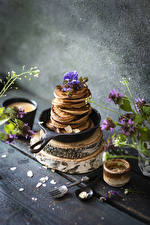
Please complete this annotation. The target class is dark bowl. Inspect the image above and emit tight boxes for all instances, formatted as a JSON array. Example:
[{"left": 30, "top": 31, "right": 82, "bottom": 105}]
[{"left": 2, "top": 97, "right": 37, "bottom": 129}]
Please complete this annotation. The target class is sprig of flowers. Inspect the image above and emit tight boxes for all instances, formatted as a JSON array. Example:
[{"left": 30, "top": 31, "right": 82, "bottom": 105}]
[
  {"left": 0, "top": 66, "right": 40, "bottom": 143},
  {"left": 0, "top": 66, "right": 40, "bottom": 97},
  {"left": 88, "top": 78, "right": 150, "bottom": 160},
  {"left": 57, "top": 71, "right": 88, "bottom": 96}
]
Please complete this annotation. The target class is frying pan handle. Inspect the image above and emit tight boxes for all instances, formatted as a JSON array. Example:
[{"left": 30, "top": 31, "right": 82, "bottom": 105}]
[{"left": 30, "top": 130, "right": 59, "bottom": 153}]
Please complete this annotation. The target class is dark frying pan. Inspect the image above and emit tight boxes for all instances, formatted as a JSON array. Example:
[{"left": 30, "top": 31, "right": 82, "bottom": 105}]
[{"left": 30, "top": 108, "right": 101, "bottom": 153}]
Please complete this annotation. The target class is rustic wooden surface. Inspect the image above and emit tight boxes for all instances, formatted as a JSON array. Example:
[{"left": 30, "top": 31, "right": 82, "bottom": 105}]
[{"left": 0, "top": 90, "right": 150, "bottom": 225}]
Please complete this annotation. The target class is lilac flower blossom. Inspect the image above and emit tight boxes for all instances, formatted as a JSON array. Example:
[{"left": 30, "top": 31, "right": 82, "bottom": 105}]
[
  {"left": 104, "top": 138, "right": 115, "bottom": 151},
  {"left": 104, "top": 190, "right": 120, "bottom": 199},
  {"left": 5, "top": 134, "right": 18, "bottom": 144},
  {"left": 62, "top": 71, "right": 86, "bottom": 94},
  {"left": 119, "top": 116, "right": 135, "bottom": 136},
  {"left": 100, "top": 117, "right": 116, "bottom": 132},
  {"left": 63, "top": 71, "right": 78, "bottom": 81},
  {"left": 21, "top": 123, "right": 35, "bottom": 139},
  {"left": 135, "top": 97, "right": 146, "bottom": 111},
  {"left": 14, "top": 106, "right": 26, "bottom": 119},
  {"left": 107, "top": 88, "right": 124, "bottom": 104}
]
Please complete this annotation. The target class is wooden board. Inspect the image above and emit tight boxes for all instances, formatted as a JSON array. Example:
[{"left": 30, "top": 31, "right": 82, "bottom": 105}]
[{"left": 35, "top": 142, "right": 104, "bottom": 174}]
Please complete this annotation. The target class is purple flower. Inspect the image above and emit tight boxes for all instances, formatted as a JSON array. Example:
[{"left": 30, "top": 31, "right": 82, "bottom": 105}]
[
  {"left": 100, "top": 118, "right": 116, "bottom": 132},
  {"left": 119, "top": 115, "right": 135, "bottom": 136},
  {"left": 14, "top": 106, "right": 26, "bottom": 119},
  {"left": 5, "top": 133, "right": 18, "bottom": 144},
  {"left": 21, "top": 123, "right": 35, "bottom": 139},
  {"left": 62, "top": 71, "right": 88, "bottom": 96},
  {"left": 107, "top": 88, "right": 124, "bottom": 104},
  {"left": 135, "top": 97, "right": 146, "bottom": 111},
  {"left": 63, "top": 71, "right": 78, "bottom": 81},
  {"left": 105, "top": 190, "right": 120, "bottom": 199},
  {"left": 104, "top": 138, "right": 115, "bottom": 151}
]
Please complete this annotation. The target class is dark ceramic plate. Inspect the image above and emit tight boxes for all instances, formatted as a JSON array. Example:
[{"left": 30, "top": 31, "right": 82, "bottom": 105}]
[{"left": 30, "top": 108, "right": 101, "bottom": 153}]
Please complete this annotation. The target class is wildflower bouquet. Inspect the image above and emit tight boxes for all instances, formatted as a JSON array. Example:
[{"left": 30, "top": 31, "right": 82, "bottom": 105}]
[
  {"left": 88, "top": 78, "right": 150, "bottom": 161},
  {"left": 0, "top": 66, "right": 40, "bottom": 143}
]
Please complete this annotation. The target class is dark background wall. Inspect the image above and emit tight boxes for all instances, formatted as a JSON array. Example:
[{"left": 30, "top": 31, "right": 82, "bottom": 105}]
[{"left": 0, "top": 0, "right": 150, "bottom": 118}]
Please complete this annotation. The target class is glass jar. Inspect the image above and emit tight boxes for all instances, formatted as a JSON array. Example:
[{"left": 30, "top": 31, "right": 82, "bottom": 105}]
[{"left": 138, "top": 152, "right": 150, "bottom": 177}]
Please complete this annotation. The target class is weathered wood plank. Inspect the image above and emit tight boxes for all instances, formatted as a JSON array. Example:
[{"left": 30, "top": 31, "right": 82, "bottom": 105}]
[
  {"left": 0, "top": 142, "right": 147, "bottom": 225},
  {"left": 93, "top": 170, "right": 150, "bottom": 224},
  {"left": 9, "top": 137, "right": 150, "bottom": 224}
]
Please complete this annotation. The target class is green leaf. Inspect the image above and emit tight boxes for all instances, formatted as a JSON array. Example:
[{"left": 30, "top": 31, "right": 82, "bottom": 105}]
[
  {"left": 4, "top": 123, "right": 15, "bottom": 134},
  {"left": 0, "top": 132, "right": 6, "bottom": 141},
  {"left": 139, "top": 127, "right": 150, "bottom": 141},
  {"left": 0, "top": 107, "right": 4, "bottom": 115},
  {"left": 0, "top": 117, "right": 10, "bottom": 126},
  {"left": 143, "top": 105, "right": 150, "bottom": 116},
  {"left": 14, "top": 118, "right": 24, "bottom": 129},
  {"left": 134, "top": 114, "right": 144, "bottom": 124},
  {"left": 119, "top": 97, "right": 133, "bottom": 112}
]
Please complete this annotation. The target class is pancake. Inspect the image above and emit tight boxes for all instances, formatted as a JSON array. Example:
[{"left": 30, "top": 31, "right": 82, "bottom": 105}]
[
  {"left": 60, "top": 105, "right": 92, "bottom": 115},
  {"left": 55, "top": 119, "right": 92, "bottom": 133},
  {"left": 48, "top": 74, "right": 94, "bottom": 134},
  {"left": 54, "top": 89, "right": 91, "bottom": 103},
  {"left": 52, "top": 98, "right": 86, "bottom": 109},
  {"left": 51, "top": 107, "right": 75, "bottom": 123},
  {"left": 50, "top": 117, "right": 87, "bottom": 129},
  {"left": 54, "top": 86, "right": 89, "bottom": 99},
  {"left": 52, "top": 106, "right": 75, "bottom": 119}
]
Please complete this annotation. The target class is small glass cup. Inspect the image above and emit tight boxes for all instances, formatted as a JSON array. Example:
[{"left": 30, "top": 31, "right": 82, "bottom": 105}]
[{"left": 3, "top": 97, "right": 37, "bottom": 129}]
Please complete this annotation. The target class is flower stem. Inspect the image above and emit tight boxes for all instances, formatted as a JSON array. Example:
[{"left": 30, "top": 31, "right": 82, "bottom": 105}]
[
  {"left": 107, "top": 154, "right": 138, "bottom": 160},
  {"left": 89, "top": 100, "right": 120, "bottom": 114},
  {"left": 0, "top": 71, "right": 30, "bottom": 97}
]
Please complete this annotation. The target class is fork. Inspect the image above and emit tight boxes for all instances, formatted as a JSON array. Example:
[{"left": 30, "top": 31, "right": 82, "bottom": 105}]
[{"left": 49, "top": 176, "right": 89, "bottom": 198}]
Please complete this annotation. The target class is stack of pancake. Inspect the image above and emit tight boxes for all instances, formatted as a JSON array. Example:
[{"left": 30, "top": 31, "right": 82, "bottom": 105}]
[{"left": 46, "top": 84, "right": 93, "bottom": 133}]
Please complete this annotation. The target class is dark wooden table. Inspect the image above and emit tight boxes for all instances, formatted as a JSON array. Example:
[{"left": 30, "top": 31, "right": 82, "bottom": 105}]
[{"left": 0, "top": 90, "right": 150, "bottom": 225}]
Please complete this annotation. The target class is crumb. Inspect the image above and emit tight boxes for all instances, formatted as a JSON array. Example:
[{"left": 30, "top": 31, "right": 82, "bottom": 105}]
[
  {"left": 64, "top": 125, "right": 72, "bottom": 133},
  {"left": 73, "top": 129, "right": 80, "bottom": 133},
  {"left": 79, "top": 191, "right": 88, "bottom": 199},
  {"left": 42, "top": 183, "right": 46, "bottom": 187}
]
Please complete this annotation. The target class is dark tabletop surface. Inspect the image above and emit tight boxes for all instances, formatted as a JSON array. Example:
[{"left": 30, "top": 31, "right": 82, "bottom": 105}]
[{"left": 0, "top": 89, "right": 150, "bottom": 225}]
